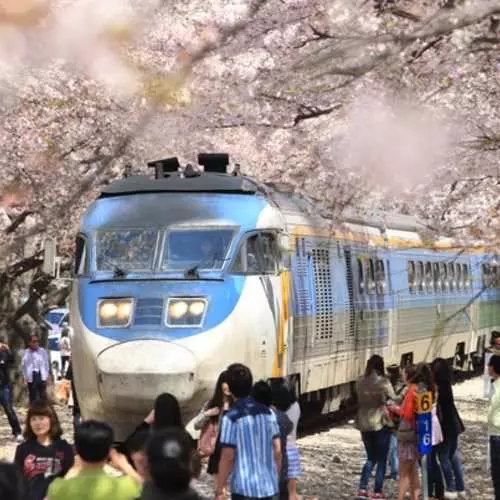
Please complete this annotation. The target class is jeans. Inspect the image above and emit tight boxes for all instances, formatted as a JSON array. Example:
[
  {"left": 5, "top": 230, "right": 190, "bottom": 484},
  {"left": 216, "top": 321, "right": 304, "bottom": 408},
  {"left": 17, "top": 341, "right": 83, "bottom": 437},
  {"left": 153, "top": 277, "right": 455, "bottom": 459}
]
[
  {"left": 28, "top": 371, "right": 47, "bottom": 403},
  {"left": 0, "top": 384, "right": 21, "bottom": 435},
  {"left": 437, "top": 435, "right": 465, "bottom": 493},
  {"left": 388, "top": 432, "right": 398, "bottom": 479},
  {"left": 491, "top": 436, "right": 500, "bottom": 500},
  {"left": 427, "top": 446, "right": 444, "bottom": 498},
  {"left": 232, "top": 495, "right": 274, "bottom": 500},
  {"left": 359, "top": 427, "right": 391, "bottom": 493}
]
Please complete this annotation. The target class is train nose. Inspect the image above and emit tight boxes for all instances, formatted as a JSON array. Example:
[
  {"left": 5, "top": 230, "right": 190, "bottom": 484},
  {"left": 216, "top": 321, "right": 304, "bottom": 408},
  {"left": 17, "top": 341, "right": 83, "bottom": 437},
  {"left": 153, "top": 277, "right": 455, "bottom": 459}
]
[{"left": 96, "top": 340, "right": 197, "bottom": 411}]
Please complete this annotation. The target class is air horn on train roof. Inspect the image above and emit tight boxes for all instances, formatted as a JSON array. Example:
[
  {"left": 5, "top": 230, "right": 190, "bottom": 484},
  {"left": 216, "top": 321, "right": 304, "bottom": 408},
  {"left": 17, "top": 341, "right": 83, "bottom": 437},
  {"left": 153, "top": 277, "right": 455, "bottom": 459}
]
[{"left": 146, "top": 153, "right": 236, "bottom": 179}]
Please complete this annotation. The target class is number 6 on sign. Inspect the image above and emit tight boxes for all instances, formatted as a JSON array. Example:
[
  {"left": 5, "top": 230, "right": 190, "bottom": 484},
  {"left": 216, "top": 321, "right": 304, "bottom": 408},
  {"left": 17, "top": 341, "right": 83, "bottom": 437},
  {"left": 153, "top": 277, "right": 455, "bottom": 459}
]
[{"left": 415, "top": 391, "right": 432, "bottom": 414}]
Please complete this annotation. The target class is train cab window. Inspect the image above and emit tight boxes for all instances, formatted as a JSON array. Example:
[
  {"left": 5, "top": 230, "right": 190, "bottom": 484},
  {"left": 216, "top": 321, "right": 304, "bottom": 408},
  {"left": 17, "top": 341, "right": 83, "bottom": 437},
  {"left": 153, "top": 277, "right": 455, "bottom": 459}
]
[
  {"left": 433, "top": 262, "right": 441, "bottom": 292},
  {"left": 366, "top": 259, "right": 376, "bottom": 294},
  {"left": 424, "top": 262, "right": 433, "bottom": 292},
  {"left": 455, "top": 264, "right": 462, "bottom": 291},
  {"left": 375, "top": 259, "right": 386, "bottom": 295},
  {"left": 259, "top": 233, "right": 280, "bottom": 273},
  {"left": 75, "top": 235, "right": 88, "bottom": 276},
  {"left": 408, "top": 261, "right": 416, "bottom": 294},
  {"left": 462, "top": 263, "right": 470, "bottom": 289},
  {"left": 440, "top": 262, "right": 448, "bottom": 292},
  {"left": 447, "top": 263, "right": 455, "bottom": 291},
  {"left": 416, "top": 261, "right": 424, "bottom": 293},
  {"left": 232, "top": 232, "right": 279, "bottom": 275},
  {"left": 357, "top": 258, "right": 365, "bottom": 294}
]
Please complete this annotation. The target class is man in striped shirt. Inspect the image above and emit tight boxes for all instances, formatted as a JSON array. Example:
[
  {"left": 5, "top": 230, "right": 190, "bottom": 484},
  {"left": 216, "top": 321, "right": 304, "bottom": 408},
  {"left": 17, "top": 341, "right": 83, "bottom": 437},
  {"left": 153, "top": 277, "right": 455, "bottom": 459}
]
[{"left": 216, "top": 363, "right": 282, "bottom": 500}]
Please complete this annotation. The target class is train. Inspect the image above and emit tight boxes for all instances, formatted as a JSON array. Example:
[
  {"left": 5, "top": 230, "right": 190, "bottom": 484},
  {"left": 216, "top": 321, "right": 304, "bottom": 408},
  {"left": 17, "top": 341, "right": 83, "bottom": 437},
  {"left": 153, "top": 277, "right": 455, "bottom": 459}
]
[{"left": 70, "top": 153, "right": 500, "bottom": 440}]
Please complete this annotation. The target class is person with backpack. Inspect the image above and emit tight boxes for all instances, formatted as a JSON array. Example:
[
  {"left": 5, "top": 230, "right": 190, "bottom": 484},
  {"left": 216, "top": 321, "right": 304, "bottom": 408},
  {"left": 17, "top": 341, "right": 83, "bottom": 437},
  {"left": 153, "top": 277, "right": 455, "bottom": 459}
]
[{"left": 193, "top": 370, "right": 233, "bottom": 490}]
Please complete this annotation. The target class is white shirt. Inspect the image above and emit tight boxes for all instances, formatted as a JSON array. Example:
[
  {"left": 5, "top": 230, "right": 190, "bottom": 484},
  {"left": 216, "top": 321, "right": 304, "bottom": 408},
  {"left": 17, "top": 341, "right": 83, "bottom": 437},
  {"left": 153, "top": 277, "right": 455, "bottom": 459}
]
[{"left": 286, "top": 401, "right": 301, "bottom": 447}]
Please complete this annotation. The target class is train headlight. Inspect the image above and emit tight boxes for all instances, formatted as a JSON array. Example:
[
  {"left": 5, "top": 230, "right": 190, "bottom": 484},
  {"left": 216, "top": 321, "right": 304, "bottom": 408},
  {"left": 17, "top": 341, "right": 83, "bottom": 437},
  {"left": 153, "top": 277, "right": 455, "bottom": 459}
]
[
  {"left": 98, "top": 299, "right": 133, "bottom": 327},
  {"left": 166, "top": 298, "right": 207, "bottom": 327}
]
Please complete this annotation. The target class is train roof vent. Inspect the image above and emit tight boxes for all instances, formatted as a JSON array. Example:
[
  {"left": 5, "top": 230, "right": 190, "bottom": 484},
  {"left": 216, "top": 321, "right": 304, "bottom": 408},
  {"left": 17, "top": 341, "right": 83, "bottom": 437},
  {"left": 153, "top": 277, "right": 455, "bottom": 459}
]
[
  {"left": 147, "top": 157, "right": 181, "bottom": 179},
  {"left": 198, "top": 153, "right": 229, "bottom": 173}
]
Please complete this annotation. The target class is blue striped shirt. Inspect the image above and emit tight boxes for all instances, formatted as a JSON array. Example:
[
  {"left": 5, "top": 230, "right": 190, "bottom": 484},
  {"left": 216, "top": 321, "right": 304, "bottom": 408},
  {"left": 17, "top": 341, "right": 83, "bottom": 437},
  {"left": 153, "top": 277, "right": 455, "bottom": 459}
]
[{"left": 220, "top": 396, "right": 280, "bottom": 498}]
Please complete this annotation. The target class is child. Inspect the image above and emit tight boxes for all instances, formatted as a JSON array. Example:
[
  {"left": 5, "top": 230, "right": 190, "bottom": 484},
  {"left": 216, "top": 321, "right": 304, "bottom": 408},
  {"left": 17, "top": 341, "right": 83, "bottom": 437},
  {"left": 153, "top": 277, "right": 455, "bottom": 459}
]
[
  {"left": 47, "top": 420, "right": 142, "bottom": 500},
  {"left": 14, "top": 400, "right": 74, "bottom": 500}
]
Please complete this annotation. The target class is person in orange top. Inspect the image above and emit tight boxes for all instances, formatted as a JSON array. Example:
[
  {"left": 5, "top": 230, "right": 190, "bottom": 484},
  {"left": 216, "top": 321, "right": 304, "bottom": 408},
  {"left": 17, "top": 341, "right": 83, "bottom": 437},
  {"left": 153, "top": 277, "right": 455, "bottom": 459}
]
[{"left": 389, "top": 363, "right": 435, "bottom": 500}]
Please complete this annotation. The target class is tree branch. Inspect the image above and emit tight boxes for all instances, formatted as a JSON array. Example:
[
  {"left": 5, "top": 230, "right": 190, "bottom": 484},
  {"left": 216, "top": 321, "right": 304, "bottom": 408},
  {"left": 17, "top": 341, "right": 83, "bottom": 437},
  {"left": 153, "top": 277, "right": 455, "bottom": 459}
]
[
  {"left": 5, "top": 210, "right": 35, "bottom": 234},
  {"left": 293, "top": 103, "right": 341, "bottom": 125}
]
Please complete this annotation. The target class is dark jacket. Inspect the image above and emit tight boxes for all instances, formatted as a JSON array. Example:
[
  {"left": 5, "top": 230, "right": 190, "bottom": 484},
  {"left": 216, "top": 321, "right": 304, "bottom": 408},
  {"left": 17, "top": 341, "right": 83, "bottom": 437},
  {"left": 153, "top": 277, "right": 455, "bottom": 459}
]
[
  {"left": 140, "top": 482, "right": 206, "bottom": 500},
  {"left": 0, "top": 345, "right": 14, "bottom": 387},
  {"left": 436, "top": 382, "right": 465, "bottom": 439}
]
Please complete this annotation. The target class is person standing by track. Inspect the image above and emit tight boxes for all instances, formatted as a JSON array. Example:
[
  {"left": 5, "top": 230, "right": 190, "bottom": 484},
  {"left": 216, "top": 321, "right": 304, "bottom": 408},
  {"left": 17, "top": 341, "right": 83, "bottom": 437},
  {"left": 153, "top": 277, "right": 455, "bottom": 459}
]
[
  {"left": 487, "top": 354, "right": 500, "bottom": 500},
  {"left": 355, "top": 355, "right": 396, "bottom": 500},
  {"left": 215, "top": 363, "right": 282, "bottom": 500},
  {"left": 0, "top": 336, "right": 22, "bottom": 442},
  {"left": 22, "top": 334, "right": 50, "bottom": 403}
]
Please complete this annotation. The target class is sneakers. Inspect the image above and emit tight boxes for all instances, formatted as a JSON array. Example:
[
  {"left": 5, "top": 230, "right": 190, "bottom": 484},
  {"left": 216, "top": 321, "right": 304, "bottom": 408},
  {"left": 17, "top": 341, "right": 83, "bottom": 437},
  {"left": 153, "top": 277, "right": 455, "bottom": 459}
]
[
  {"left": 444, "top": 492, "right": 458, "bottom": 499},
  {"left": 356, "top": 490, "right": 370, "bottom": 499},
  {"left": 14, "top": 434, "right": 23, "bottom": 443},
  {"left": 370, "top": 494, "right": 386, "bottom": 499}
]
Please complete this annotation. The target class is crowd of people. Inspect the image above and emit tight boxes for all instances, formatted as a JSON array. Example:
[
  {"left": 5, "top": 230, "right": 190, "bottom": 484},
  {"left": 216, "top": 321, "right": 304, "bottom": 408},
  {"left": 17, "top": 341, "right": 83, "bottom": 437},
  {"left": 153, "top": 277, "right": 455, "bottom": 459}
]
[
  {"left": 0, "top": 330, "right": 499, "bottom": 500},
  {"left": 354, "top": 329, "right": 500, "bottom": 500},
  {"left": 0, "top": 359, "right": 303, "bottom": 500}
]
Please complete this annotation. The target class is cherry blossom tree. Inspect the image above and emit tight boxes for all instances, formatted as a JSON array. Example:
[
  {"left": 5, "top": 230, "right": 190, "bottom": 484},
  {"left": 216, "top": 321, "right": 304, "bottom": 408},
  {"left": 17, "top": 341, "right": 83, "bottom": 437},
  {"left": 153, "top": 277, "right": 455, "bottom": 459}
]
[{"left": 0, "top": 0, "right": 498, "bottom": 369}]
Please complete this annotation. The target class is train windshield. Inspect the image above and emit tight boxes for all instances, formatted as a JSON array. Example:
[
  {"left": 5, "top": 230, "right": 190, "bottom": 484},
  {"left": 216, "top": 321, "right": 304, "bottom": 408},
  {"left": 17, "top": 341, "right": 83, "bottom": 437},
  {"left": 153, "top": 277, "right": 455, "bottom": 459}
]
[
  {"left": 162, "top": 228, "right": 234, "bottom": 271},
  {"left": 96, "top": 229, "right": 157, "bottom": 272}
]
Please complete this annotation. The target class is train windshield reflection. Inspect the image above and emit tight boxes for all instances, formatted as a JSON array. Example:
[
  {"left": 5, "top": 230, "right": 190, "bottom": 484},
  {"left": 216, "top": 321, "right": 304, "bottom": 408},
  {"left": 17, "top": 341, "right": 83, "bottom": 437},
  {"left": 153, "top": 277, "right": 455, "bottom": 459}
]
[
  {"left": 162, "top": 228, "right": 234, "bottom": 271},
  {"left": 96, "top": 229, "right": 157, "bottom": 271}
]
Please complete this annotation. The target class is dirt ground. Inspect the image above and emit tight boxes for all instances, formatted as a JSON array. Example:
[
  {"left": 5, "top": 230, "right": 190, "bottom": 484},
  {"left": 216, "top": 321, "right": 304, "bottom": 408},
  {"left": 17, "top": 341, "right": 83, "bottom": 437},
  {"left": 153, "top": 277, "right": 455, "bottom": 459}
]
[{"left": 0, "top": 376, "right": 494, "bottom": 499}]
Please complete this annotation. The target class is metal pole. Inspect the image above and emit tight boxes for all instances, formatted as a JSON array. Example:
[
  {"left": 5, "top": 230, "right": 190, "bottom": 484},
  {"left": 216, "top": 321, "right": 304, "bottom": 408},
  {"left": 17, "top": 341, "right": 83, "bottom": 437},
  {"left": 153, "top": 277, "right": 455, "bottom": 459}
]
[{"left": 421, "top": 453, "right": 429, "bottom": 500}]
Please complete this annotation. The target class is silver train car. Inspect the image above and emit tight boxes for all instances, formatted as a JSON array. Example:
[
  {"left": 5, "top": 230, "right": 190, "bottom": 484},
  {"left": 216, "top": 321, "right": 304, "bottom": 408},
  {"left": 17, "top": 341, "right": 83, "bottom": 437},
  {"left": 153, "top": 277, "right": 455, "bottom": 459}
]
[{"left": 70, "top": 154, "right": 500, "bottom": 439}]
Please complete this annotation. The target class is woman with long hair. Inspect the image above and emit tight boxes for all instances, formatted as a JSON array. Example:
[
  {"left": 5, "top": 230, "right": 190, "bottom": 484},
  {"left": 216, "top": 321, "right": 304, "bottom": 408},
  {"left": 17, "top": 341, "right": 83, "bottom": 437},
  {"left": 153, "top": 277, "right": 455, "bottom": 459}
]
[
  {"left": 14, "top": 400, "right": 74, "bottom": 500},
  {"left": 126, "top": 392, "right": 201, "bottom": 480},
  {"left": 392, "top": 363, "right": 434, "bottom": 500},
  {"left": 193, "top": 371, "right": 233, "bottom": 483},
  {"left": 355, "top": 354, "right": 396, "bottom": 500},
  {"left": 431, "top": 358, "right": 466, "bottom": 499}
]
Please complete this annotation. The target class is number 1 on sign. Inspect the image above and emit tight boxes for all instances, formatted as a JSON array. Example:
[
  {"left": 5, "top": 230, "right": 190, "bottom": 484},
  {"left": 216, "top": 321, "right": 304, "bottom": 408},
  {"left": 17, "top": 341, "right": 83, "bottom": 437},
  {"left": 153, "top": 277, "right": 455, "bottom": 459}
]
[{"left": 415, "top": 391, "right": 432, "bottom": 414}]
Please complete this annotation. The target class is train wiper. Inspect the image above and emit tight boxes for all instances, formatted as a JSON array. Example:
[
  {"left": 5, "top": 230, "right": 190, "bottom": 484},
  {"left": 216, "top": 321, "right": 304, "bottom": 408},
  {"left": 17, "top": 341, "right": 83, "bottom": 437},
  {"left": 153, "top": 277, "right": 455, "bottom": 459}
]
[
  {"left": 183, "top": 253, "right": 220, "bottom": 279},
  {"left": 113, "top": 266, "right": 127, "bottom": 278}
]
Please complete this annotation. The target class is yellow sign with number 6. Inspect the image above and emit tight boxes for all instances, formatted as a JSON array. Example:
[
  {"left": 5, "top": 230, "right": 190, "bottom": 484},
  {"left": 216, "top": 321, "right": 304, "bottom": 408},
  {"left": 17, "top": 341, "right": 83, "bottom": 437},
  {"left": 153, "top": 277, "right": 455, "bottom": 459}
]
[{"left": 415, "top": 391, "right": 433, "bottom": 414}]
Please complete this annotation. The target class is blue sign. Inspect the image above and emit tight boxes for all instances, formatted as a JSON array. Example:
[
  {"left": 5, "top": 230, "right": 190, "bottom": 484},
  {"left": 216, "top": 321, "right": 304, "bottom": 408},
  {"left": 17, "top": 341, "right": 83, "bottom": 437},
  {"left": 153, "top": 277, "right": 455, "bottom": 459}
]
[{"left": 416, "top": 412, "right": 432, "bottom": 455}]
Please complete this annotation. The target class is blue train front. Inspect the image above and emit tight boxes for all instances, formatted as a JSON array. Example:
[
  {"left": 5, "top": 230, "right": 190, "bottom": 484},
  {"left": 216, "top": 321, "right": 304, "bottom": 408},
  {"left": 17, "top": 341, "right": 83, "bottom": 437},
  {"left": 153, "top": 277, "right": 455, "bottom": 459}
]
[{"left": 70, "top": 154, "right": 289, "bottom": 440}]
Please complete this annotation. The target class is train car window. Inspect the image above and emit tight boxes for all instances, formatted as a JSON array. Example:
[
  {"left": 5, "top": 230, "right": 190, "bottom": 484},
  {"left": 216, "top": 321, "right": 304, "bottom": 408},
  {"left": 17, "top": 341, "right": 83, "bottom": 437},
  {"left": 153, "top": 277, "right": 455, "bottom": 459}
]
[
  {"left": 357, "top": 258, "right": 364, "bottom": 294},
  {"left": 447, "top": 263, "right": 455, "bottom": 291},
  {"left": 433, "top": 262, "right": 441, "bottom": 292},
  {"left": 440, "top": 262, "right": 448, "bottom": 292},
  {"left": 366, "top": 259, "right": 376, "bottom": 294},
  {"left": 482, "top": 264, "right": 491, "bottom": 288},
  {"left": 455, "top": 263, "right": 462, "bottom": 291},
  {"left": 408, "top": 261, "right": 416, "bottom": 294},
  {"left": 74, "top": 235, "right": 88, "bottom": 276},
  {"left": 375, "top": 259, "right": 386, "bottom": 295},
  {"left": 416, "top": 261, "right": 424, "bottom": 293},
  {"left": 425, "top": 262, "right": 433, "bottom": 292},
  {"left": 462, "top": 263, "right": 470, "bottom": 289}
]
